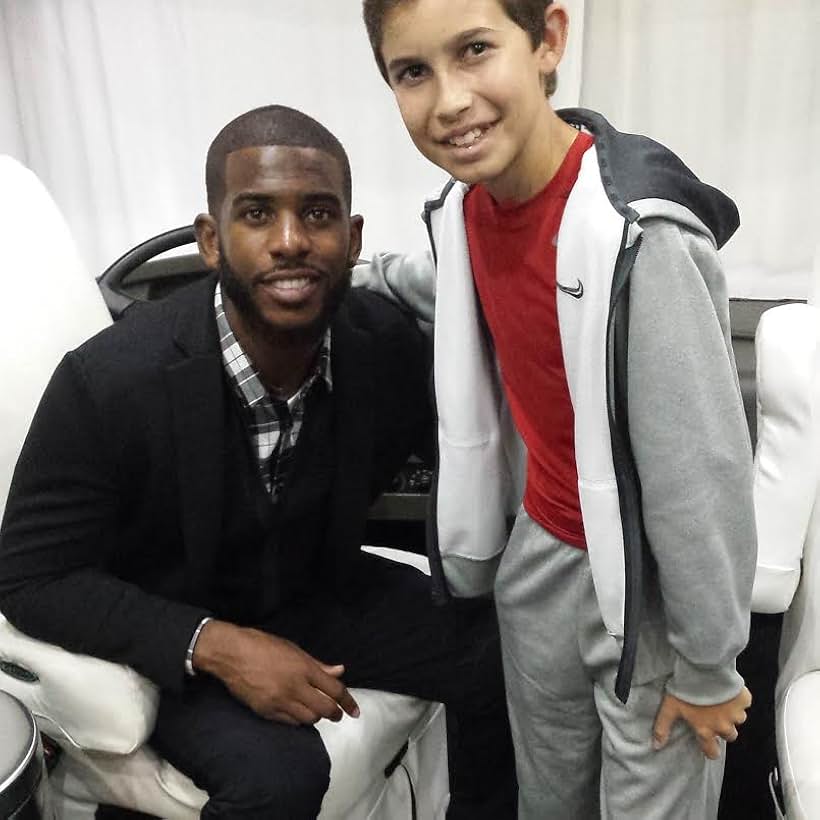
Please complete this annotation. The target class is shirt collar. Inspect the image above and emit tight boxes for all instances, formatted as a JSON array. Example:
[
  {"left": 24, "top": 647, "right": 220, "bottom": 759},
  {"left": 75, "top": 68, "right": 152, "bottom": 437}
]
[{"left": 214, "top": 280, "right": 332, "bottom": 410}]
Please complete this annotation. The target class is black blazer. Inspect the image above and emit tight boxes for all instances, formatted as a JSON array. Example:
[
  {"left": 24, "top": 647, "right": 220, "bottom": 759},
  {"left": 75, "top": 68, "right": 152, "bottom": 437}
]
[{"left": 0, "top": 277, "right": 431, "bottom": 693}]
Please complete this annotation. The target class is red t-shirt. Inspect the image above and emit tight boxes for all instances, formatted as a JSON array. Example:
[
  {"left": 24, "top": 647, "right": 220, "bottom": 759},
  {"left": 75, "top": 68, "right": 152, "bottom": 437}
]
[{"left": 464, "top": 131, "right": 594, "bottom": 549}]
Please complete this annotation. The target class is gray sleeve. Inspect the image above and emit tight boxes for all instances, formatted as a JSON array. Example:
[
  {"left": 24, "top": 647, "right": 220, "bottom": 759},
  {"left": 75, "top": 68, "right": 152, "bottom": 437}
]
[
  {"left": 627, "top": 219, "right": 756, "bottom": 705},
  {"left": 352, "top": 250, "right": 437, "bottom": 328}
]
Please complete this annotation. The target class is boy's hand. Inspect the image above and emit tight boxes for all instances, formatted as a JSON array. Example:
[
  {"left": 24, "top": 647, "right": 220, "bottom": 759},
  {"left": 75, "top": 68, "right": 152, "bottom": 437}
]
[{"left": 652, "top": 687, "right": 752, "bottom": 760}]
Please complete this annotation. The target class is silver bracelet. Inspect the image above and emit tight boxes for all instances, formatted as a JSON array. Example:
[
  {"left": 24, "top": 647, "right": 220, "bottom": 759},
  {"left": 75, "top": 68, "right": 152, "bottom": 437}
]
[{"left": 185, "top": 616, "right": 213, "bottom": 677}]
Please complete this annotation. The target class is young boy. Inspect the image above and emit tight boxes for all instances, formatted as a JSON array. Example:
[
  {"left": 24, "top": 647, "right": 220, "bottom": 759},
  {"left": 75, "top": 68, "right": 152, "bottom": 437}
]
[{"left": 360, "top": 1, "right": 756, "bottom": 816}]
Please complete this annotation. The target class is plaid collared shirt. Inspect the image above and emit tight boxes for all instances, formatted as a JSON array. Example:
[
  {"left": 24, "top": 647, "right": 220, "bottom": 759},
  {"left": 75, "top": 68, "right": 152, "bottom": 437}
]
[{"left": 215, "top": 282, "right": 332, "bottom": 501}]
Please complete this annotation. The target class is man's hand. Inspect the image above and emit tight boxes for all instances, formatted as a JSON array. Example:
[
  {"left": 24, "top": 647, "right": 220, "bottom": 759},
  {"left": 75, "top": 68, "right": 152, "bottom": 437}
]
[
  {"left": 652, "top": 686, "right": 752, "bottom": 760},
  {"left": 193, "top": 620, "right": 360, "bottom": 725}
]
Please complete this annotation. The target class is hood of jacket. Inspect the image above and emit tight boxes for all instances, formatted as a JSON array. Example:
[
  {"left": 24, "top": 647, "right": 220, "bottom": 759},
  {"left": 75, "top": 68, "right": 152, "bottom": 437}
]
[{"left": 557, "top": 108, "right": 739, "bottom": 248}]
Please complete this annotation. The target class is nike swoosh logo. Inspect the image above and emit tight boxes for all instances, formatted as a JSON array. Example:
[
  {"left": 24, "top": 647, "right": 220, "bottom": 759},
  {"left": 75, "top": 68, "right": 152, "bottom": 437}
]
[{"left": 557, "top": 279, "right": 584, "bottom": 299}]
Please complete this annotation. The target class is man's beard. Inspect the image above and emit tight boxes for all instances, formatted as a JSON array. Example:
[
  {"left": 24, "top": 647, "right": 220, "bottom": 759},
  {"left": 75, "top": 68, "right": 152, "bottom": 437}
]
[{"left": 218, "top": 256, "right": 351, "bottom": 347}]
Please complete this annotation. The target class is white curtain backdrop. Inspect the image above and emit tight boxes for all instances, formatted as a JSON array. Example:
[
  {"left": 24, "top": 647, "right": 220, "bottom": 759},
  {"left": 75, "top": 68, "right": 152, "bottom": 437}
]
[
  {"left": 580, "top": 0, "right": 820, "bottom": 298},
  {"left": 0, "top": 7, "right": 24, "bottom": 162},
  {"left": 0, "top": 1, "right": 457, "bottom": 274},
  {"left": 1, "top": 0, "right": 816, "bottom": 298}
]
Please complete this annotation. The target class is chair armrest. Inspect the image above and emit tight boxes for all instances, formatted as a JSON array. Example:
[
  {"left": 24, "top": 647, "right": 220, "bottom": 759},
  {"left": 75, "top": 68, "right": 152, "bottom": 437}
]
[
  {"left": 752, "top": 304, "right": 820, "bottom": 613},
  {"left": 778, "top": 671, "right": 820, "bottom": 820},
  {"left": 0, "top": 612, "right": 158, "bottom": 754}
]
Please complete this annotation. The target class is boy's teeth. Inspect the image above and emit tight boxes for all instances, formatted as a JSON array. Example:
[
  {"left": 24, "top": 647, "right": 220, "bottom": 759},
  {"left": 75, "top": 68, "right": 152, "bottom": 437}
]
[{"left": 450, "top": 128, "right": 484, "bottom": 147}]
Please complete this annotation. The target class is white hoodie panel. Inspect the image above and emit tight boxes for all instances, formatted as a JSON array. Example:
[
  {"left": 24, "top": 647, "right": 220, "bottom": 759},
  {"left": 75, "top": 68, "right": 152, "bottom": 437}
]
[
  {"left": 557, "top": 146, "right": 632, "bottom": 637},
  {"left": 430, "top": 183, "right": 517, "bottom": 596}
]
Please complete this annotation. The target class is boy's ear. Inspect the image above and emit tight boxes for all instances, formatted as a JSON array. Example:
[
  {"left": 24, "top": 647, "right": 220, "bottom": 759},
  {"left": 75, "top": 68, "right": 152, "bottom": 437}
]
[
  {"left": 194, "top": 213, "right": 220, "bottom": 270},
  {"left": 536, "top": 2, "right": 570, "bottom": 74}
]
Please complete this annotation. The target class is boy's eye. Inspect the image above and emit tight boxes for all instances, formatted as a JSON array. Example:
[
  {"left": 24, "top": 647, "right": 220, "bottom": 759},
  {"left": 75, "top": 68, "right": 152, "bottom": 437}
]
[
  {"left": 396, "top": 63, "right": 428, "bottom": 85},
  {"left": 464, "top": 41, "right": 490, "bottom": 59}
]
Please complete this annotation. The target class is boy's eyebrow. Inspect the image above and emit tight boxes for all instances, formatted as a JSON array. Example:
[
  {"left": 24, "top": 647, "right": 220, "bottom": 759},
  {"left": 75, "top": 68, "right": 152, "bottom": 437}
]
[
  {"left": 386, "top": 27, "right": 496, "bottom": 74},
  {"left": 386, "top": 54, "right": 422, "bottom": 76},
  {"left": 453, "top": 27, "right": 496, "bottom": 46}
]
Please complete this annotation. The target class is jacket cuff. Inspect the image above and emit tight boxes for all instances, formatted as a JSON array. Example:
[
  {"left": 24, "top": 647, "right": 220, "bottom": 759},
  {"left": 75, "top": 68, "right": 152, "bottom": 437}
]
[
  {"left": 158, "top": 605, "right": 213, "bottom": 695},
  {"left": 666, "top": 654, "right": 744, "bottom": 705}
]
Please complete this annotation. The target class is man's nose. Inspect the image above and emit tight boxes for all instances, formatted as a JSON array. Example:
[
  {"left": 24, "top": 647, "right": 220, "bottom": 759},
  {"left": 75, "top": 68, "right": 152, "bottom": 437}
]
[
  {"left": 269, "top": 213, "right": 309, "bottom": 256},
  {"left": 434, "top": 71, "right": 472, "bottom": 124}
]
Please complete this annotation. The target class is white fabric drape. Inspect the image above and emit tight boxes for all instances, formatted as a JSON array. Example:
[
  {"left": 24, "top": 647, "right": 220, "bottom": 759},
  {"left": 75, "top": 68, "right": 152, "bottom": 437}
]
[
  {"left": 580, "top": 0, "right": 820, "bottom": 298},
  {"left": 0, "top": 1, "right": 461, "bottom": 275},
  {"left": 1, "top": 0, "right": 815, "bottom": 298},
  {"left": 0, "top": 5, "right": 24, "bottom": 162}
]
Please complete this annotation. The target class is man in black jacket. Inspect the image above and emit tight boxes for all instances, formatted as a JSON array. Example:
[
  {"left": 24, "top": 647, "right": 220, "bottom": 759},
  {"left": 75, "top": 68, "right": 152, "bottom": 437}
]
[{"left": 0, "top": 105, "right": 516, "bottom": 819}]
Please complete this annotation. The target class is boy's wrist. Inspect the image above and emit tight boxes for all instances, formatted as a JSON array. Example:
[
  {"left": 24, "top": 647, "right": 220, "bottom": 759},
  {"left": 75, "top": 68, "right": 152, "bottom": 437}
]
[{"left": 665, "top": 654, "right": 744, "bottom": 706}]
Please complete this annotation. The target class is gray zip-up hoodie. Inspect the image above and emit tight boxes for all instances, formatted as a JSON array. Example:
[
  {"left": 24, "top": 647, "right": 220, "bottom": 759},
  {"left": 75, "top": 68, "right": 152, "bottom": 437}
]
[{"left": 357, "top": 109, "right": 756, "bottom": 705}]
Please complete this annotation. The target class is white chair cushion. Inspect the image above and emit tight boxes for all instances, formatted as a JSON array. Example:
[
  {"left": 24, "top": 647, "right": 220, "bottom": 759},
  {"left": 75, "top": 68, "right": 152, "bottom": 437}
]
[
  {"left": 0, "top": 156, "right": 111, "bottom": 521},
  {"left": 317, "top": 689, "right": 437, "bottom": 816},
  {"left": 0, "top": 612, "right": 158, "bottom": 754},
  {"left": 777, "top": 670, "right": 820, "bottom": 820},
  {"left": 752, "top": 303, "right": 820, "bottom": 613},
  {"left": 50, "top": 742, "right": 199, "bottom": 820}
]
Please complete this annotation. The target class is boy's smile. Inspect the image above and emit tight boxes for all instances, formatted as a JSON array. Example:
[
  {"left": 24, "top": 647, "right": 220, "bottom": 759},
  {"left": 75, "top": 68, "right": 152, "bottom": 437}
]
[{"left": 381, "top": 0, "right": 572, "bottom": 202}]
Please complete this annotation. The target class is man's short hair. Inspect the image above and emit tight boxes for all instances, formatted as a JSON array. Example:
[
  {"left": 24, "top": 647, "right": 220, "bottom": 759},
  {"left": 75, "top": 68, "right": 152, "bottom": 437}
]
[
  {"left": 362, "top": 0, "right": 557, "bottom": 97},
  {"left": 205, "top": 105, "right": 352, "bottom": 215}
]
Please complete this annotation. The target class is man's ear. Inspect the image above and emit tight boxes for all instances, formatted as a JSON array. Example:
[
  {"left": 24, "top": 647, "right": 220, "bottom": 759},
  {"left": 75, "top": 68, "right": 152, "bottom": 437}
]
[
  {"left": 536, "top": 2, "right": 569, "bottom": 74},
  {"left": 194, "top": 213, "right": 220, "bottom": 270},
  {"left": 347, "top": 214, "right": 364, "bottom": 267}
]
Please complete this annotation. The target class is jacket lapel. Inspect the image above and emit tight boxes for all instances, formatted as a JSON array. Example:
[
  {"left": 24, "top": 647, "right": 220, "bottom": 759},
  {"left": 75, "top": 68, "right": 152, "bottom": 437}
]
[
  {"left": 164, "top": 278, "right": 225, "bottom": 597},
  {"left": 325, "top": 303, "right": 375, "bottom": 584}
]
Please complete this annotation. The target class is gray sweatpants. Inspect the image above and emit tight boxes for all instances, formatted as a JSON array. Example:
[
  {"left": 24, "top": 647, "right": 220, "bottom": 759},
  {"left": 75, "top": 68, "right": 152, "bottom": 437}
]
[{"left": 495, "top": 508, "right": 724, "bottom": 819}]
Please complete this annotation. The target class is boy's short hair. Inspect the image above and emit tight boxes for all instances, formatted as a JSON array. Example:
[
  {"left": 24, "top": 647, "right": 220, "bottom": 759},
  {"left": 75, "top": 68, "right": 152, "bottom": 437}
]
[{"left": 362, "top": 0, "right": 557, "bottom": 97}]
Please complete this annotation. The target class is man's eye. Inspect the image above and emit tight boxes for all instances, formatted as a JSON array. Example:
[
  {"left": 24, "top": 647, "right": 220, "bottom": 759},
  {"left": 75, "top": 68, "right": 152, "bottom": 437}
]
[
  {"left": 244, "top": 207, "right": 268, "bottom": 223},
  {"left": 306, "top": 207, "right": 332, "bottom": 223}
]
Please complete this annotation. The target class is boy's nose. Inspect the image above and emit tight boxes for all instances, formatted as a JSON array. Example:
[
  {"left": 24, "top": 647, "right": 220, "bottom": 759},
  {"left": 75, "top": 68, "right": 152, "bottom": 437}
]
[{"left": 434, "top": 73, "right": 472, "bottom": 123}]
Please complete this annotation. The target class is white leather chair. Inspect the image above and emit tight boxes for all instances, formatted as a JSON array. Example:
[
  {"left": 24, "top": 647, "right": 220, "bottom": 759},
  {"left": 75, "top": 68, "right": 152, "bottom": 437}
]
[
  {"left": 751, "top": 287, "right": 820, "bottom": 818},
  {"left": 0, "top": 155, "right": 448, "bottom": 819}
]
